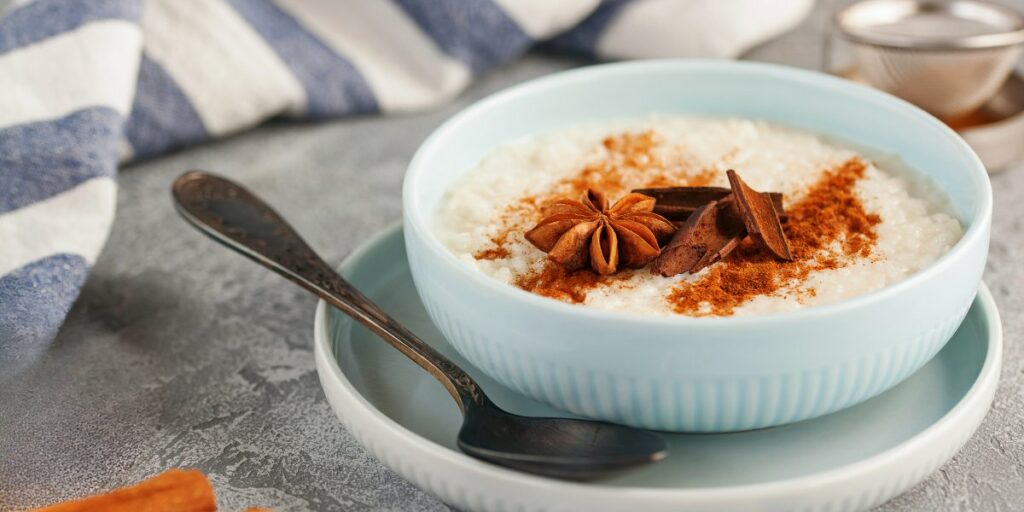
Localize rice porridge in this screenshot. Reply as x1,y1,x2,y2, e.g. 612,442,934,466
434,117,962,317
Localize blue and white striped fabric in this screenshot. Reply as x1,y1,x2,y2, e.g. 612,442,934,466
0,0,812,378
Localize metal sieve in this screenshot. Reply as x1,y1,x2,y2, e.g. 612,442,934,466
836,0,1024,118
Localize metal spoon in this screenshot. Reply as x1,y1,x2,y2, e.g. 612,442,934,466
171,171,667,481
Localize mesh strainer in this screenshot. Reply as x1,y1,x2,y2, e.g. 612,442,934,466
837,0,1024,118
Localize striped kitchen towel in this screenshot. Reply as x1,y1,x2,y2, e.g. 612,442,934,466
0,0,812,378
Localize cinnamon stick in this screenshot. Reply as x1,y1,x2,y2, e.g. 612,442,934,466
726,170,793,261
632,186,785,222
652,199,746,276
34,469,216,512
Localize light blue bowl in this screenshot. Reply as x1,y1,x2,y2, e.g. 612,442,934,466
402,60,991,432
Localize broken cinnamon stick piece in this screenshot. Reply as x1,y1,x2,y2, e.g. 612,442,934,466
632,186,786,222
652,199,746,276
34,468,216,512
691,198,746,271
726,170,793,261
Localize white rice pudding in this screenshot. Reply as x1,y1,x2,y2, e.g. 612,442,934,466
434,117,962,317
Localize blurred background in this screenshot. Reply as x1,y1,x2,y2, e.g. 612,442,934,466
2,1,1023,510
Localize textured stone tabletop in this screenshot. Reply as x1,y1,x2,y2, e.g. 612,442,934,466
3,5,1024,512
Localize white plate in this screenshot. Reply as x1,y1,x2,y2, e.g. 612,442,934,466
313,224,1002,512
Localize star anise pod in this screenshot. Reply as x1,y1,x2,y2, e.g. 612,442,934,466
525,189,676,275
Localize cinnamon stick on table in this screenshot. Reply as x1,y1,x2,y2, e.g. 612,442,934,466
33,469,217,512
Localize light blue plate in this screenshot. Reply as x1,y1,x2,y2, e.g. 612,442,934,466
318,224,1001,507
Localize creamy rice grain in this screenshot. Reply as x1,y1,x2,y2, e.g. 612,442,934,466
435,117,962,317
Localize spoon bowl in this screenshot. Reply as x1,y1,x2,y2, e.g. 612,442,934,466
171,171,667,480
458,406,667,480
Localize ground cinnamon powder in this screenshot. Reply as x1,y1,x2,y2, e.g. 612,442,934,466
514,263,627,303
666,158,879,316
473,229,512,260
558,131,658,197
473,197,538,260
559,131,718,196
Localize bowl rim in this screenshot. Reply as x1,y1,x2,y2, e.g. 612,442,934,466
403,59,992,327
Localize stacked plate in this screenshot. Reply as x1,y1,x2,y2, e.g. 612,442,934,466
313,225,1002,512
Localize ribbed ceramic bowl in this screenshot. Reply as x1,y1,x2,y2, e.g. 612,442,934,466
402,60,991,432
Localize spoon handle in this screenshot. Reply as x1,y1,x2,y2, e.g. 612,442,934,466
171,171,486,413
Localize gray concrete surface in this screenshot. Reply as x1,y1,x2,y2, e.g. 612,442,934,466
3,3,1023,511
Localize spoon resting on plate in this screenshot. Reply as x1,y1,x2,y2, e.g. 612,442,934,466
171,171,668,481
